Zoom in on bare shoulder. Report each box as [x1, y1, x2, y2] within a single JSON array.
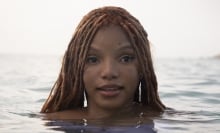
[[43, 108, 87, 120]]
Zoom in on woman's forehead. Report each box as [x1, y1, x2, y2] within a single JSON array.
[[90, 25, 132, 46]]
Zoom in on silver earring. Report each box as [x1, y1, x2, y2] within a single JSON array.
[[84, 90, 87, 107], [138, 82, 141, 102]]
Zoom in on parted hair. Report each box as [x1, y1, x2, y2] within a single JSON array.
[[41, 6, 165, 113]]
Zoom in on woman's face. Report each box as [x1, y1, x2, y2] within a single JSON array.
[[83, 25, 140, 111]]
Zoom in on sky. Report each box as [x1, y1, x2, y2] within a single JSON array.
[[0, 0, 220, 58]]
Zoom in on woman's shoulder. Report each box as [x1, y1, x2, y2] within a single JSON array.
[[43, 108, 87, 120]]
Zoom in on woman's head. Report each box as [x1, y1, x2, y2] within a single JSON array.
[[83, 24, 140, 111], [41, 6, 165, 113]]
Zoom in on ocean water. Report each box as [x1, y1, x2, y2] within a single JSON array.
[[0, 54, 220, 133]]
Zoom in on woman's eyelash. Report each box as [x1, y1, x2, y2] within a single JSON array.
[[120, 55, 135, 63], [86, 54, 135, 64], [86, 56, 99, 64]]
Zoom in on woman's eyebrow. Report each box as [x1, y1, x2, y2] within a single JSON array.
[[118, 44, 134, 51], [88, 47, 99, 53], [88, 43, 133, 52]]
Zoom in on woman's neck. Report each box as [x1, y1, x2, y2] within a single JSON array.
[[85, 102, 140, 119]]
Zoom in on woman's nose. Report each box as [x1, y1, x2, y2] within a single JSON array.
[[100, 59, 119, 80]]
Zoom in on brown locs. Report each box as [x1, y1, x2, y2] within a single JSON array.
[[41, 6, 165, 113]]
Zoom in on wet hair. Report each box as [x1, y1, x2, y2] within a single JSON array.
[[41, 6, 166, 113]]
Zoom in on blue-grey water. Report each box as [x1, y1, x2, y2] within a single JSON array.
[[0, 54, 220, 133]]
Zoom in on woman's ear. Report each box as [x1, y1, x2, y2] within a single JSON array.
[[139, 73, 143, 80]]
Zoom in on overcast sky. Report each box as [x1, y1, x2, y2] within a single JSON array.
[[0, 0, 220, 58]]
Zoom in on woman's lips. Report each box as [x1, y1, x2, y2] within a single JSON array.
[[97, 84, 122, 97]]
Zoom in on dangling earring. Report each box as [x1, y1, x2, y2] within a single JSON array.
[[138, 74, 143, 102], [138, 81, 141, 102], [84, 90, 87, 107]]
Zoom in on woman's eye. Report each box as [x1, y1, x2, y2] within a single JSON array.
[[120, 55, 135, 63], [86, 56, 99, 64]]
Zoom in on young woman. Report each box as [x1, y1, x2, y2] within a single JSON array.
[[41, 6, 166, 120]]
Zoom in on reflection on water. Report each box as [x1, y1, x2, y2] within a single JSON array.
[[41, 105, 160, 133], [0, 54, 220, 132], [44, 118, 156, 133]]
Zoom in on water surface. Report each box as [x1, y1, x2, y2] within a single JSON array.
[[0, 54, 220, 132]]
